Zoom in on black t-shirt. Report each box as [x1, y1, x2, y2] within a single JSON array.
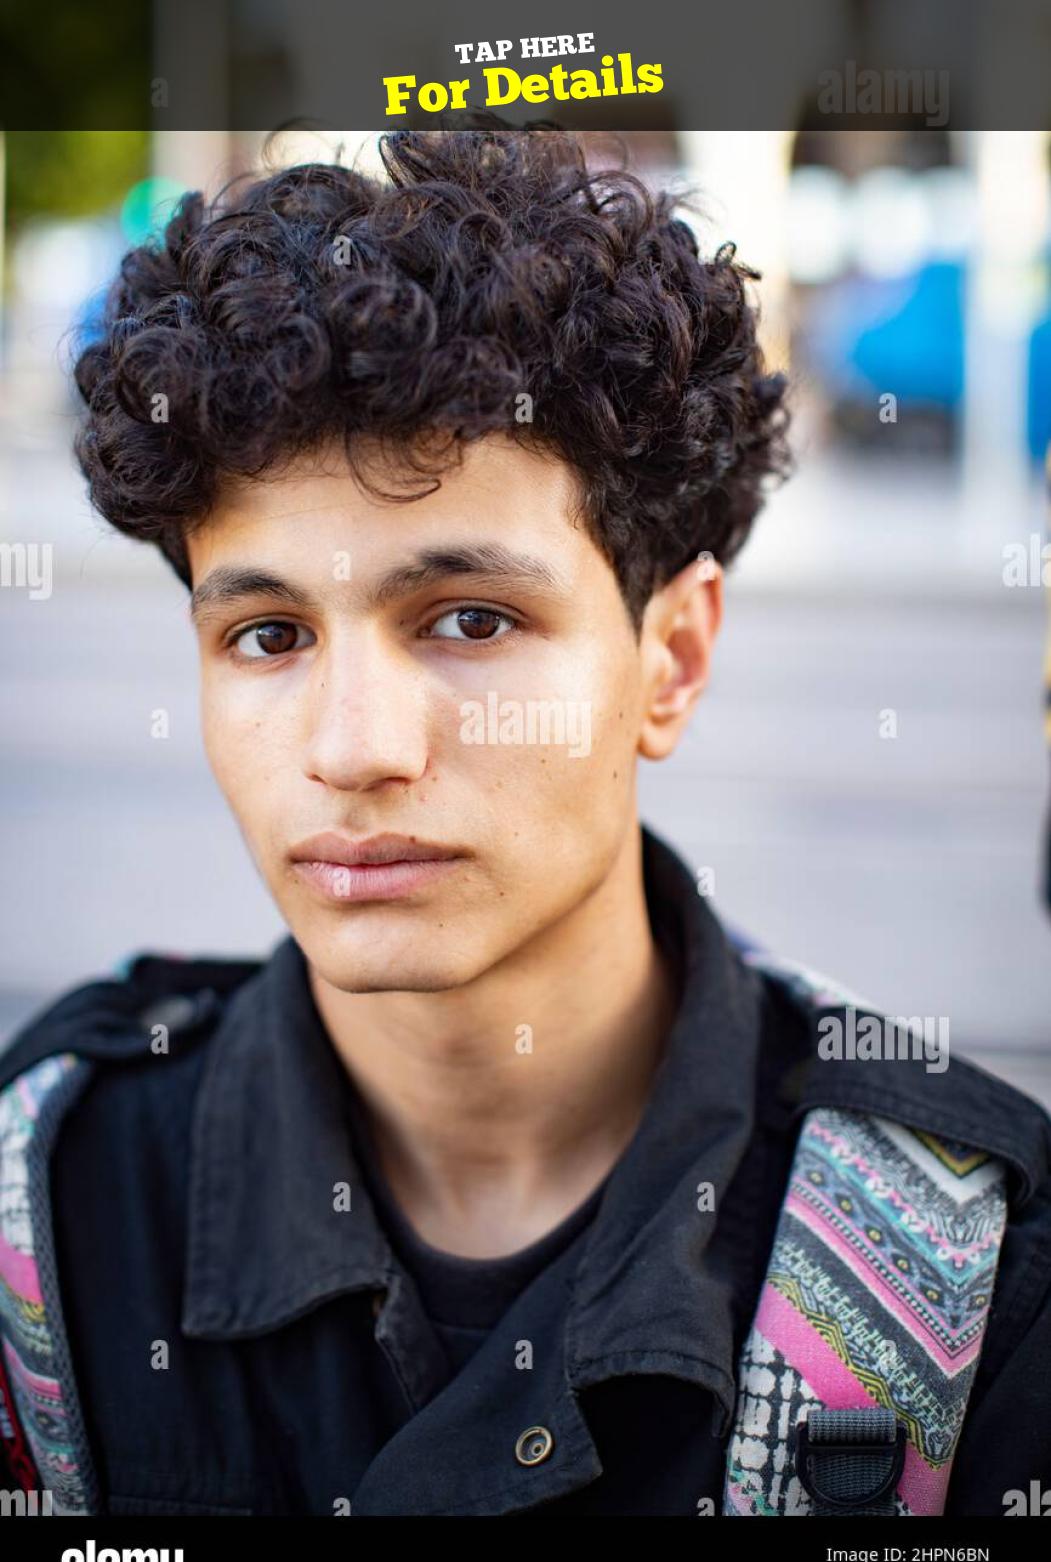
[[341, 1082, 610, 1374]]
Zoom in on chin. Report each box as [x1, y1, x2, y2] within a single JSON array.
[[304, 928, 492, 995], [315, 959, 484, 996], [329, 972, 464, 995]]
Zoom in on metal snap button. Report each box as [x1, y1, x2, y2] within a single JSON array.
[[514, 1425, 554, 1466]]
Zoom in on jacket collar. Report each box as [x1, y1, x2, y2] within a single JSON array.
[[181, 928, 390, 1332], [561, 827, 766, 1433]]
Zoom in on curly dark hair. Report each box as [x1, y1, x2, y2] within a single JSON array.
[[72, 128, 791, 629]]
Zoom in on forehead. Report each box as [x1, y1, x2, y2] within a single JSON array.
[[185, 432, 590, 578]]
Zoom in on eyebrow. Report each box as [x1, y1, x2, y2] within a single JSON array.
[[189, 567, 313, 623], [189, 545, 570, 623]]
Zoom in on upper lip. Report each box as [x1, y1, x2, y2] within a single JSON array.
[[289, 832, 464, 867]]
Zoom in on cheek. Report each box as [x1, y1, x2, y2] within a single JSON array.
[[443, 652, 637, 803], [559, 645, 640, 765], [199, 677, 280, 805]]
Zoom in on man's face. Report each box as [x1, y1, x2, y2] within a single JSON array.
[[185, 433, 691, 994]]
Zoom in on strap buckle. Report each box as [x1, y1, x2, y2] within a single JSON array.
[[796, 1409, 907, 1512]]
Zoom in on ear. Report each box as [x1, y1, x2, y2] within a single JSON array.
[[637, 554, 723, 761]]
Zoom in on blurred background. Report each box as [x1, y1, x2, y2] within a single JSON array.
[[1, 127, 1050, 1101]]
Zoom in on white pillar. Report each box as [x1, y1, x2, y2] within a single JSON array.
[[676, 131, 794, 372], [961, 130, 1050, 529], [151, 132, 235, 203]]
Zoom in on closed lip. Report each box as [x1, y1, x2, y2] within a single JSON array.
[[288, 832, 464, 868]]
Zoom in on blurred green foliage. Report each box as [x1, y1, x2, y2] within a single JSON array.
[[5, 131, 150, 231]]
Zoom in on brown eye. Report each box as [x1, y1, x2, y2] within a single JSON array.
[[233, 621, 309, 658], [428, 607, 515, 641], [457, 609, 503, 639]]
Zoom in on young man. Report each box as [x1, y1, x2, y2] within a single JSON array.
[[2, 129, 1050, 1520]]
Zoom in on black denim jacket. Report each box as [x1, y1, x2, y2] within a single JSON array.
[[2, 824, 1050, 1516]]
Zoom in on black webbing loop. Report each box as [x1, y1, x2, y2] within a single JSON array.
[[796, 1407, 907, 1515]]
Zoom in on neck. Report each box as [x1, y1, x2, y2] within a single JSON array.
[[306, 824, 680, 1257]]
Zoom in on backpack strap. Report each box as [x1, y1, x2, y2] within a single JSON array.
[[721, 1102, 1009, 1515], [0, 1052, 101, 1514], [0, 948, 255, 1516], [721, 945, 1011, 1516]]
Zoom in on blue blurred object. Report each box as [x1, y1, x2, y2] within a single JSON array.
[[1026, 310, 1051, 465], [810, 261, 966, 410], [75, 283, 110, 349], [120, 177, 186, 246]]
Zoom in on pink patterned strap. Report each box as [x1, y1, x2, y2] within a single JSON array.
[[722, 1105, 1009, 1516], [0, 1053, 95, 1514]]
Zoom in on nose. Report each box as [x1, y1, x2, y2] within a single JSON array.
[[301, 626, 430, 792]]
